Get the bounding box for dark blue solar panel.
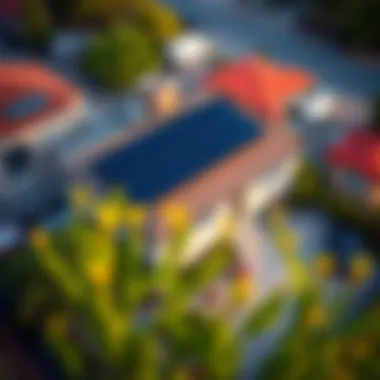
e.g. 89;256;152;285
91;99;262;202
6;93;48;121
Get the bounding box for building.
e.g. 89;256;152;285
204;55;315;126
327;129;380;208
0;62;85;149
0;62;84;230
75;96;300;264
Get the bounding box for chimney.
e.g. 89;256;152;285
139;74;182;119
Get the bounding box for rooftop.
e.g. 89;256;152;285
205;55;315;123
327;129;380;182
91;98;262;203
0;62;81;140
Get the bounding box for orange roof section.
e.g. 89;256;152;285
0;62;82;140
205;55;316;123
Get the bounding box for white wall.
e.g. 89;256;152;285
156;155;300;266
245;155;300;214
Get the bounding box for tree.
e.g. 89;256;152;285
81;25;160;90
9;188;286;379
304;0;380;51
21;0;53;53
135;3;183;47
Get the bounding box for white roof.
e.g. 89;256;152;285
299;88;337;121
165;32;214;68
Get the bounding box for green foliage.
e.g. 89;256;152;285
21;0;53;52
306;0;380;50
134;3;183;47
81;24;160;90
263;201;380;380
241;292;288;337
11;192;286;379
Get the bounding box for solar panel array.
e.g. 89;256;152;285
91;98;262;202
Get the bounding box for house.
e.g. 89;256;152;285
327;129;380;208
73;91;300;264
204;55;315;126
0;62;85;150
0;63;84;230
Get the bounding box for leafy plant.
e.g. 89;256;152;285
12;188;286;380
81;24;160;90
264;206;380;380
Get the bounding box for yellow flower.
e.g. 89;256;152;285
95;201;121;232
350;253;373;284
45;313;68;337
69;185;91;210
232;274;253;306
29;227;49;250
162;203;190;231
124;205;147;228
85;261;112;286
306;305;328;328
313;253;336;279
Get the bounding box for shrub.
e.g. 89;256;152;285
10;189;286;379
81;25;160;90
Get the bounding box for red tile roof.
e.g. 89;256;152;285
0;62;82;141
327;130;380;182
205;55;315;123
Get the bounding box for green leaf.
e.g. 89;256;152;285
240;291;288;337
339;307;380;339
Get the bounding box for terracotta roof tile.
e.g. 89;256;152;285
0;62;82;141
205;55;315;124
327;130;380;182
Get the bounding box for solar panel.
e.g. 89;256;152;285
91;98;262;202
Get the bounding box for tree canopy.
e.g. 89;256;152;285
81;25;160;90
306;0;380;50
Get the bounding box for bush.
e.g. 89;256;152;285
21;0;53;53
10;189;286;379
135;3;183;47
81;25;160;90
